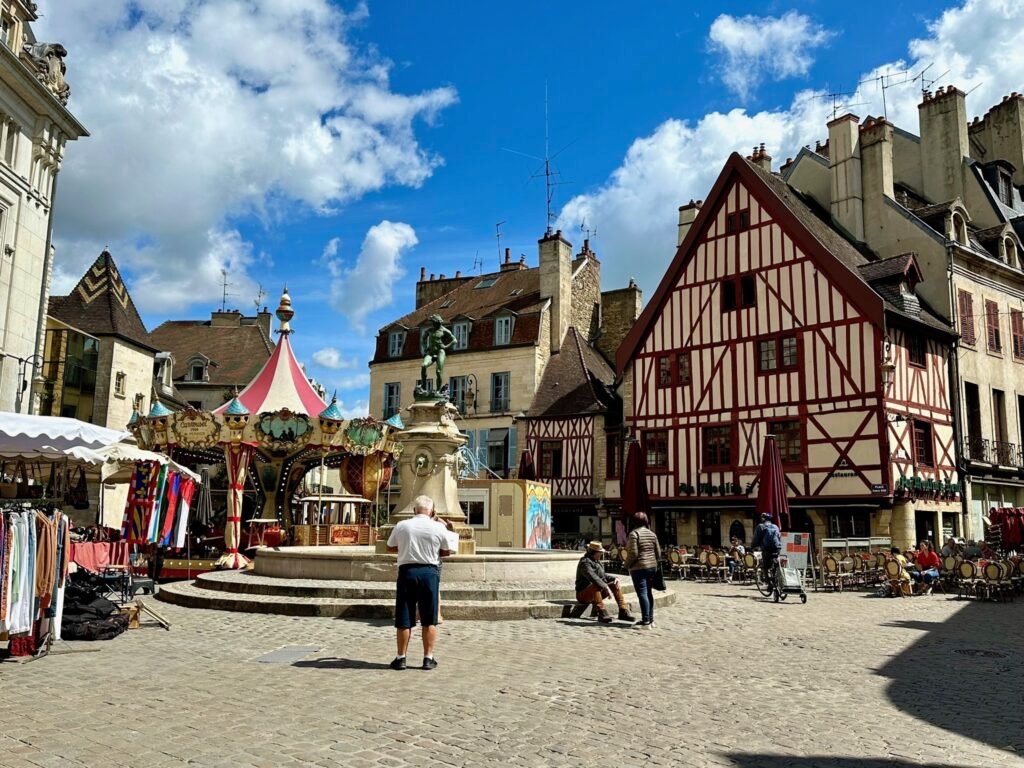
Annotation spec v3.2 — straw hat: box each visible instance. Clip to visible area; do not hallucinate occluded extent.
[586,541,606,554]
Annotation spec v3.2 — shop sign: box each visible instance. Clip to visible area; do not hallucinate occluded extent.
[871,483,889,494]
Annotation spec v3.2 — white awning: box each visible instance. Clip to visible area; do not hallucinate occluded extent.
[0,413,129,460]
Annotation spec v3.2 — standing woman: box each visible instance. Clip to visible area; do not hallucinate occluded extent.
[623,512,662,629]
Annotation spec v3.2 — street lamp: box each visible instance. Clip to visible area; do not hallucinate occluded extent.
[880,336,896,389]
[6,353,44,414]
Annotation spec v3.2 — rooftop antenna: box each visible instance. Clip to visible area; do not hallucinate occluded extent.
[253,283,266,313]
[495,220,506,267]
[501,80,574,235]
[472,249,483,274]
[820,89,866,121]
[580,218,597,243]
[219,268,234,312]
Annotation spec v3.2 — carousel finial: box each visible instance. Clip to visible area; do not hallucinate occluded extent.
[276,286,294,335]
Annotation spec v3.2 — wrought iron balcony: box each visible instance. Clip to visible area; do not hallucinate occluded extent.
[963,435,989,463]
[992,440,1021,467]
[963,436,1024,467]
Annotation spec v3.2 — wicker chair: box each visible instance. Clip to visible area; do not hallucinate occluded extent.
[957,561,982,600]
[822,555,850,592]
[705,550,728,582]
[741,552,758,584]
[983,562,1014,602]
[883,558,912,597]
[667,548,684,579]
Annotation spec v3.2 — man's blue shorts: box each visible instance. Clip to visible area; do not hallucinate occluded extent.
[395,564,440,629]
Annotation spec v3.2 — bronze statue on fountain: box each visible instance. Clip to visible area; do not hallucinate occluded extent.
[416,314,458,401]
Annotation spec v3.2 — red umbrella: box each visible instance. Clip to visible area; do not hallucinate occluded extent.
[621,439,650,519]
[756,435,790,530]
[517,448,536,481]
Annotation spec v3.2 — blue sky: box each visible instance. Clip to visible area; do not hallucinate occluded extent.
[39,0,1024,416]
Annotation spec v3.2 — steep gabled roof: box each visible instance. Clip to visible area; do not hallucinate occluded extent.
[148,319,275,386]
[857,253,922,284]
[525,327,615,419]
[617,153,886,372]
[48,250,156,351]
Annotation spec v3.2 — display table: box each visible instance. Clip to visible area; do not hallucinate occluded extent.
[70,541,129,573]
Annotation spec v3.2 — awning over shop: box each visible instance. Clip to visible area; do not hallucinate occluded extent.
[487,428,509,445]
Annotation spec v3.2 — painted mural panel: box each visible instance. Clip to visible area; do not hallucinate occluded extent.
[525,481,552,549]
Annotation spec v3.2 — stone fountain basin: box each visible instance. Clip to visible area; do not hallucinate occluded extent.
[253,545,581,582]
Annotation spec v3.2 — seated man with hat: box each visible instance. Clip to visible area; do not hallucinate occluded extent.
[565,541,636,623]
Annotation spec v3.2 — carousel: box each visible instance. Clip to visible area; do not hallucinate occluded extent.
[129,289,401,569]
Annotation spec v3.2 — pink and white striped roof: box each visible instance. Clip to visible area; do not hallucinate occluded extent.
[214,334,326,417]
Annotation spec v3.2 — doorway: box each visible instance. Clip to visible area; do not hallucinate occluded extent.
[697,510,721,547]
[915,510,935,546]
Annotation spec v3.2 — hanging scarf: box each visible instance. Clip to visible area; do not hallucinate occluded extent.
[159,472,181,547]
[174,477,197,549]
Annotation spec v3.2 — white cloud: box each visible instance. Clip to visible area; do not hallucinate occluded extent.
[337,399,370,420]
[708,11,831,99]
[558,0,1024,303]
[312,346,359,370]
[38,1,456,313]
[324,221,418,330]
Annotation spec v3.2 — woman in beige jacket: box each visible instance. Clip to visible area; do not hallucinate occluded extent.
[623,512,662,628]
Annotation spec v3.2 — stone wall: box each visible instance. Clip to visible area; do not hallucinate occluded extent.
[597,284,642,365]
[570,258,601,342]
[93,339,154,429]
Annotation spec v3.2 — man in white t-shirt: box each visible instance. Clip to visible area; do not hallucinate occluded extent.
[386,494,459,670]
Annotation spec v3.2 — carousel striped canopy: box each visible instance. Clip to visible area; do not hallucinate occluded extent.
[213,333,326,417]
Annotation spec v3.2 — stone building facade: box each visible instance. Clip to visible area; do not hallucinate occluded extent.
[784,86,1024,541]
[369,231,640,538]
[0,1,87,413]
[44,251,156,429]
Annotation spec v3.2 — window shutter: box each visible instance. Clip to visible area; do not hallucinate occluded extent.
[958,290,975,346]
[985,299,1001,352]
[1013,310,1024,358]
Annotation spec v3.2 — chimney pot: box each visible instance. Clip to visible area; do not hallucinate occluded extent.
[455,270,461,278]
[504,247,511,263]
[430,273,435,281]
[420,267,426,281]
[439,274,446,280]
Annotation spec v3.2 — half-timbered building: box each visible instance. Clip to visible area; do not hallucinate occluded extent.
[618,152,957,550]
[519,327,619,541]
[784,88,1024,541]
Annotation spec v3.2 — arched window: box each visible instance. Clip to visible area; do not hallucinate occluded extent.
[951,213,968,245]
[1004,237,1018,268]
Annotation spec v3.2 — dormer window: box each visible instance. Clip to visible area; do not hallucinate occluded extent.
[951,212,968,245]
[1004,237,1018,268]
[494,315,513,346]
[452,320,470,350]
[998,171,1014,206]
[189,361,207,382]
[388,330,406,358]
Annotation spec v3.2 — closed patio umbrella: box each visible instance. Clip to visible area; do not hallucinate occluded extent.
[621,439,650,518]
[756,434,790,530]
[517,448,536,481]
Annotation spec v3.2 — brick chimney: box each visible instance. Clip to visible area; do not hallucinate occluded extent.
[750,143,772,172]
[918,85,969,203]
[539,229,572,353]
[677,200,702,246]
[598,279,642,364]
[211,309,242,327]
[256,306,272,338]
[970,93,1024,187]
[860,117,895,244]
[828,113,865,241]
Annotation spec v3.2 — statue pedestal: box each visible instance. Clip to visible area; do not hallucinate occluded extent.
[376,399,475,554]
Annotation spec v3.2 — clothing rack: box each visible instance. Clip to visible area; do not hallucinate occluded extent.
[1,503,71,661]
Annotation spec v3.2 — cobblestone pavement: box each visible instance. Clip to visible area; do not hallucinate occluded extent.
[2,581,1022,768]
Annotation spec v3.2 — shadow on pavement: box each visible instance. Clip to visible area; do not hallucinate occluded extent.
[729,755,966,768]
[292,657,393,670]
[875,599,1024,753]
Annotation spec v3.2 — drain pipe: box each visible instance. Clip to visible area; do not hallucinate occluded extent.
[32,176,59,415]
[945,238,971,538]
